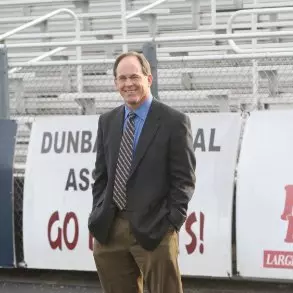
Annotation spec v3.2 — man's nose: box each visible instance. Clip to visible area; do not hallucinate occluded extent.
[125,77,134,86]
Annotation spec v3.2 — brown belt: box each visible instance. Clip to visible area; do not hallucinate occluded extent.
[116,209,129,219]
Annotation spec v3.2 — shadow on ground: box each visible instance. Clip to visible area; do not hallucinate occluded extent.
[0,268,293,293]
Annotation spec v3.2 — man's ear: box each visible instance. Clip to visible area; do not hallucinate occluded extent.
[147,74,153,87]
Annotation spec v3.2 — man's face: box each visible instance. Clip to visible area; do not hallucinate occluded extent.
[115,56,153,109]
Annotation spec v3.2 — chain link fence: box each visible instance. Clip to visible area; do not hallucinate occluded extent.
[8,55,293,265]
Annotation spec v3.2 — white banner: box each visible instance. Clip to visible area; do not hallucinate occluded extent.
[23,113,241,276]
[237,110,293,280]
[23,115,99,271]
[179,113,241,277]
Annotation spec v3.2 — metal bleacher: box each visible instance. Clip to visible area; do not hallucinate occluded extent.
[2,0,293,171]
[3,0,293,61]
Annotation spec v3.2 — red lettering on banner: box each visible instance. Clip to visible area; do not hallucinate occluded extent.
[47,211,79,250]
[263,185,293,269]
[185,212,197,254]
[281,185,293,243]
[199,212,205,254]
[48,211,62,250]
[285,215,293,243]
[63,212,79,250]
[185,211,205,255]
[264,250,293,269]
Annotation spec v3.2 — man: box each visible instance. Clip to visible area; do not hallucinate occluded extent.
[88,51,196,293]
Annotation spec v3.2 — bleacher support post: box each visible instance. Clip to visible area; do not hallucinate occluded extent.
[142,41,159,100]
[0,44,9,119]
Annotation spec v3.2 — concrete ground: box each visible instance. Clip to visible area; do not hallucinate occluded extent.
[0,268,293,293]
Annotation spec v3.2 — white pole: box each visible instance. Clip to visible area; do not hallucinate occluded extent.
[75,13,83,93]
[211,0,216,28]
[121,0,128,52]
[251,0,259,109]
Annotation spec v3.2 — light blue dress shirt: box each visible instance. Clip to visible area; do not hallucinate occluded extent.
[123,95,153,152]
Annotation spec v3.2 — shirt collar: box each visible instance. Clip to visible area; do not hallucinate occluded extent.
[124,95,153,121]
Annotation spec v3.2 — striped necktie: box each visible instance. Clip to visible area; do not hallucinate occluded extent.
[112,112,136,210]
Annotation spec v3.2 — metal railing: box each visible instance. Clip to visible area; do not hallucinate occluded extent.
[6,30,293,55]
[2,0,172,89]
[226,6,293,106]
[121,0,168,52]
[0,8,83,92]
[4,3,293,71]
[227,7,293,54]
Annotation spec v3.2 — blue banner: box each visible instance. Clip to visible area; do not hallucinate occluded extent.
[0,119,17,267]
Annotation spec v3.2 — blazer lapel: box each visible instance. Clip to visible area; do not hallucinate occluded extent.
[129,99,161,178]
[108,106,124,176]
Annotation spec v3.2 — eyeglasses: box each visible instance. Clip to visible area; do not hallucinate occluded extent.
[116,75,143,84]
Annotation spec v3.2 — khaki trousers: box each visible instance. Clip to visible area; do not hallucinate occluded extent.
[93,212,183,293]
